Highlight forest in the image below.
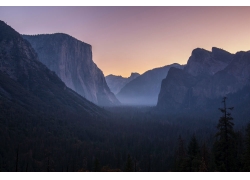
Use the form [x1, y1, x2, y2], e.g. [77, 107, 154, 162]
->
[1, 97, 250, 172]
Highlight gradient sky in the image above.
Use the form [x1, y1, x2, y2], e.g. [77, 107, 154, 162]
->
[0, 6, 250, 77]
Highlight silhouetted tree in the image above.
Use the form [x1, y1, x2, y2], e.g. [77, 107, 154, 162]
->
[125, 154, 133, 172]
[93, 158, 100, 172]
[188, 135, 200, 158]
[26, 162, 28, 172]
[187, 134, 200, 171]
[134, 159, 137, 172]
[234, 131, 244, 171]
[199, 157, 207, 172]
[200, 142, 209, 171]
[175, 135, 188, 171]
[47, 156, 50, 172]
[244, 123, 250, 171]
[16, 145, 19, 172]
[213, 97, 236, 171]
[147, 155, 151, 172]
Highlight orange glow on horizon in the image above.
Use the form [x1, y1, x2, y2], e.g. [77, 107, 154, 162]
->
[0, 7, 250, 77]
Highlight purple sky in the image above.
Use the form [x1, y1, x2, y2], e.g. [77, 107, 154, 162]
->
[0, 6, 250, 77]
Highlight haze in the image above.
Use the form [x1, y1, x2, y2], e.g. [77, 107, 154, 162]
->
[0, 6, 250, 77]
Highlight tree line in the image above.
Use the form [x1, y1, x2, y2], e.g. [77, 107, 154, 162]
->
[174, 97, 250, 172]
[0, 97, 250, 171]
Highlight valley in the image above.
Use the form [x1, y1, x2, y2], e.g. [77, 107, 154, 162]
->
[0, 12, 250, 172]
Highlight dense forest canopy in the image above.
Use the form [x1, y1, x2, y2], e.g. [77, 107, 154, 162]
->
[1, 99, 250, 172]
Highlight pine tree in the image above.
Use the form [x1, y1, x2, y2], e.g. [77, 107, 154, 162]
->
[199, 157, 207, 172]
[187, 134, 200, 171]
[125, 154, 133, 172]
[94, 158, 100, 172]
[201, 142, 209, 171]
[213, 97, 236, 171]
[234, 131, 244, 171]
[244, 123, 250, 171]
[16, 145, 19, 172]
[188, 135, 200, 159]
[175, 135, 188, 171]
[47, 156, 50, 172]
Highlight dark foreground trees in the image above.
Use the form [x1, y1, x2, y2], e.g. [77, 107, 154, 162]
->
[173, 96, 250, 172]
[213, 97, 236, 171]
[2, 97, 250, 172]
[125, 154, 133, 172]
[187, 135, 201, 171]
[244, 123, 250, 171]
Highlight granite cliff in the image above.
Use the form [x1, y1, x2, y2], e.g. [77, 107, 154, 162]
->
[23, 34, 120, 106]
[0, 20, 106, 119]
[157, 47, 250, 111]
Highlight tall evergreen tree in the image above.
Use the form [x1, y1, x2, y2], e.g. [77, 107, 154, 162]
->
[187, 134, 200, 171]
[199, 157, 207, 172]
[93, 158, 101, 172]
[188, 135, 200, 159]
[213, 97, 236, 171]
[16, 145, 19, 172]
[174, 135, 188, 171]
[243, 123, 250, 171]
[125, 154, 133, 172]
[234, 131, 244, 171]
[200, 142, 209, 171]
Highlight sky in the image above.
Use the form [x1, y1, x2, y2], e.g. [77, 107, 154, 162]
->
[0, 6, 250, 77]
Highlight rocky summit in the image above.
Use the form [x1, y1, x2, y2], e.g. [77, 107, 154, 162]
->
[105, 72, 140, 94]
[157, 47, 250, 111]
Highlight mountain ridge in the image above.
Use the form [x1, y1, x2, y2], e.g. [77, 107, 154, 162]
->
[157, 47, 250, 112]
[105, 72, 140, 94]
[117, 63, 184, 105]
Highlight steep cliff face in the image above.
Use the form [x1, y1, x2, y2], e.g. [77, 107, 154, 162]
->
[117, 63, 184, 105]
[23, 34, 120, 106]
[157, 67, 198, 110]
[0, 20, 106, 118]
[105, 72, 140, 94]
[157, 47, 250, 111]
[184, 47, 233, 76]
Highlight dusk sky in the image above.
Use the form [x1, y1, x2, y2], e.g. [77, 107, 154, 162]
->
[0, 6, 250, 77]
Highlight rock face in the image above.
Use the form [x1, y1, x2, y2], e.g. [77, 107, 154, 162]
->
[105, 72, 140, 94]
[116, 63, 184, 105]
[157, 47, 250, 111]
[22, 34, 120, 106]
[0, 20, 106, 118]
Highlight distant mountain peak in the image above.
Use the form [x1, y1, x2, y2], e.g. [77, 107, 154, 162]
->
[116, 63, 184, 106]
[212, 47, 227, 52]
[185, 47, 233, 76]
[106, 74, 122, 78]
[192, 47, 210, 53]
[105, 72, 140, 95]
[191, 47, 232, 59]
[130, 72, 140, 78]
